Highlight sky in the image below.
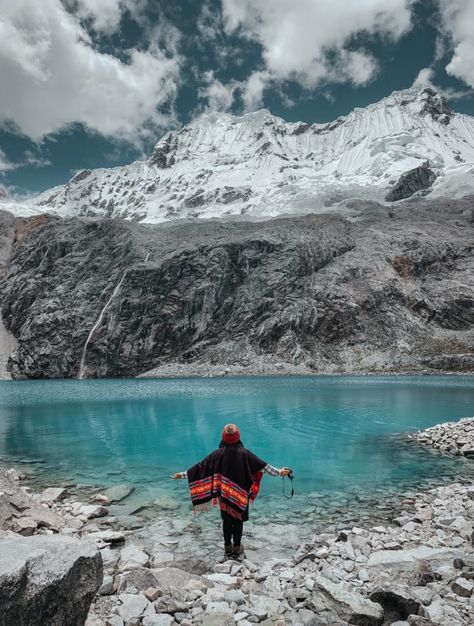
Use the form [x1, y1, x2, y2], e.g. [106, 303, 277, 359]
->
[1, 0, 474, 196]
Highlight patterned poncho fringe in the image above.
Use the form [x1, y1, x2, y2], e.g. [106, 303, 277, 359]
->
[187, 445, 267, 521]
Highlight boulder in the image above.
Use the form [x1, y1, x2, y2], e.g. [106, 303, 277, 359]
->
[117, 593, 149, 621]
[0, 535, 102, 626]
[309, 575, 384, 626]
[370, 585, 423, 621]
[367, 546, 463, 571]
[118, 544, 150, 571]
[40, 487, 68, 503]
[103, 485, 134, 503]
[80, 505, 108, 519]
[117, 568, 158, 593]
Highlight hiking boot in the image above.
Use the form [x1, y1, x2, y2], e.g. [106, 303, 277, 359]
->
[232, 544, 244, 560]
[224, 543, 233, 558]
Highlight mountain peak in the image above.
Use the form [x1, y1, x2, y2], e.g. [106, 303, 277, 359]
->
[31, 87, 474, 222]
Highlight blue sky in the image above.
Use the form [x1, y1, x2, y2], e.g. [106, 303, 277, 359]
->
[1, 0, 473, 196]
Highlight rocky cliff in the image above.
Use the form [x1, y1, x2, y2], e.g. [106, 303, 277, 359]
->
[0, 196, 473, 379]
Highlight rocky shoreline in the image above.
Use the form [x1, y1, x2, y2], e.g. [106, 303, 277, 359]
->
[1, 420, 474, 625]
[409, 418, 474, 458]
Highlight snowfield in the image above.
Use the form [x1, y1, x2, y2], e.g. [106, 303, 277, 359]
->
[5, 87, 474, 223]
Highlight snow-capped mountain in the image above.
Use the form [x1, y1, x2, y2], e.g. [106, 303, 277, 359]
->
[31, 88, 474, 222]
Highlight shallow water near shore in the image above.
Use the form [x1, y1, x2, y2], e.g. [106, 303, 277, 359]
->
[1, 375, 474, 530]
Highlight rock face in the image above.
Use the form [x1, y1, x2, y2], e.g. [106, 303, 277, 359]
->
[386, 163, 437, 202]
[0, 195, 473, 378]
[0, 535, 102, 626]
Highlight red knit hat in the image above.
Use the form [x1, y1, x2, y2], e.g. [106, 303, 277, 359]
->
[222, 423, 241, 444]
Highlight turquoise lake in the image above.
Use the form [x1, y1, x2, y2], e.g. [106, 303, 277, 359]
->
[0, 376, 473, 524]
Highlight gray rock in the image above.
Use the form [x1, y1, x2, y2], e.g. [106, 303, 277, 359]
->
[386, 162, 437, 202]
[154, 495, 180, 510]
[0, 535, 102, 626]
[40, 487, 68, 503]
[80, 504, 108, 519]
[309, 575, 384, 625]
[205, 601, 233, 614]
[407, 617, 433, 626]
[117, 568, 158, 593]
[117, 593, 149, 621]
[367, 546, 463, 571]
[201, 616, 236, 626]
[142, 616, 174, 626]
[249, 595, 282, 620]
[451, 576, 473, 597]
[103, 485, 134, 503]
[151, 567, 210, 592]
[118, 544, 150, 571]
[98, 574, 115, 595]
[370, 585, 423, 621]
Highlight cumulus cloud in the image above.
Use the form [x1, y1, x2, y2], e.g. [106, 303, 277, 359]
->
[412, 67, 436, 89]
[221, 0, 415, 91]
[439, 0, 474, 89]
[0, 0, 181, 143]
[199, 71, 240, 111]
[412, 66, 473, 101]
[241, 70, 272, 110]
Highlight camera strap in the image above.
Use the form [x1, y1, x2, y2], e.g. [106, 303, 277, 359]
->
[282, 475, 294, 499]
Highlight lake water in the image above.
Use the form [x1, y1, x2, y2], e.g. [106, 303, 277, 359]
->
[1, 376, 473, 527]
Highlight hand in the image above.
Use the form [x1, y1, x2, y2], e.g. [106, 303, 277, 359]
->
[279, 467, 291, 477]
[170, 473, 184, 479]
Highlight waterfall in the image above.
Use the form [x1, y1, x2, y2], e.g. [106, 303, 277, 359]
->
[78, 272, 127, 379]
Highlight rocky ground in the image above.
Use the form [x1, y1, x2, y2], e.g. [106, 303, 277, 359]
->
[2, 418, 474, 625]
[0, 195, 473, 379]
[409, 418, 474, 458]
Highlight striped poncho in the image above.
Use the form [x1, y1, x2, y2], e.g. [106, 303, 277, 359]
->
[186, 444, 267, 521]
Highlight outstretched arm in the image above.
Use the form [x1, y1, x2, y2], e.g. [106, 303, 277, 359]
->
[263, 464, 291, 477]
[170, 471, 187, 479]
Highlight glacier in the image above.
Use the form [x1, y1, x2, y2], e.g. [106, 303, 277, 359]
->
[6, 87, 474, 223]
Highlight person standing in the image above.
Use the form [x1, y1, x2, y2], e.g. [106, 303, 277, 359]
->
[171, 423, 290, 559]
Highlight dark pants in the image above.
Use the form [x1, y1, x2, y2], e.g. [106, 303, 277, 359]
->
[221, 511, 243, 546]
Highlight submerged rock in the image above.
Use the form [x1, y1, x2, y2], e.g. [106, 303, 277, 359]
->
[103, 484, 134, 503]
[0, 535, 102, 626]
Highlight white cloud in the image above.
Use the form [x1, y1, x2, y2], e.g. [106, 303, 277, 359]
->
[63, 0, 149, 34]
[439, 0, 474, 89]
[199, 71, 240, 111]
[221, 0, 414, 90]
[64, 0, 123, 33]
[0, 0, 181, 143]
[0, 148, 14, 174]
[412, 67, 436, 89]
[412, 66, 473, 101]
[241, 70, 271, 111]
